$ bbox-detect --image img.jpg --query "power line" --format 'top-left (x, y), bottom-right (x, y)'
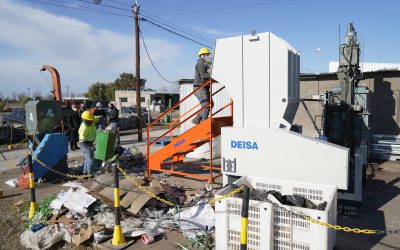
top-left (159, 0), bottom-right (296, 16)
top-left (140, 10), bottom-right (213, 43)
top-left (108, 0), bottom-right (131, 7)
top-left (27, 0), bottom-right (212, 48)
top-left (140, 13), bottom-right (213, 44)
top-left (373, 39), bottom-right (400, 61)
top-left (141, 27), bottom-right (193, 74)
top-left (139, 30), bottom-right (175, 84)
top-left (40, 71), bottom-right (53, 90)
top-left (26, 0), bottom-right (132, 18)
top-left (76, 0), bottom-right (131, 12)
top-left (141, 17), bottom-right (213, 48)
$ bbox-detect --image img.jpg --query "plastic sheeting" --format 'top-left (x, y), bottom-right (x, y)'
top-left (20, 224), bottom-right (72, 250)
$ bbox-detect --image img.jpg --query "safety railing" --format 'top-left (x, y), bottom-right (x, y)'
top-left (147, 78), bottom-right (233, 182)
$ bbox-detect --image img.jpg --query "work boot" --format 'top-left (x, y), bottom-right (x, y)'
top-left (192, 116), bottom-right (201, 125)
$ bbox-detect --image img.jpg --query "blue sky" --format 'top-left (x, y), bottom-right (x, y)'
top-left (0, 0), bottom-right (399, 97)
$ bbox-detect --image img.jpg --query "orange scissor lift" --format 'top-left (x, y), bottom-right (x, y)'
top-left (147, 79), bottom-right (233, 182)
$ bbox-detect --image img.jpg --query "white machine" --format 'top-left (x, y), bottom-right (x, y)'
top-left (212, 32), bottom-right (350, 188)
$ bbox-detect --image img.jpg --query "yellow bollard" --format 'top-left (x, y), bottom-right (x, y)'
top-left (28, 154), bottom-right (38, 218)
top-left (240, 186), bottom-right (250, 250)
top-left (111, 164), bottom-right (126, 246)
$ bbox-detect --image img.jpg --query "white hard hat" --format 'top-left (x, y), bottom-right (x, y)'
top-left (96, 102), bottom-right (102, 107)
top-left (109, 101), bottom-right (115, 106)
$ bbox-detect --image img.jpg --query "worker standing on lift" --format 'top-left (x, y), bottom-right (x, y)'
top-left (192, 47), bottom-right (213, 124)
top-left (78, 111), bottom-right (99, 176)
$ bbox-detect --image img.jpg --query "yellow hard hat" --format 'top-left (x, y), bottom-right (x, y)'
top-left (81, 111), bottom-right (94, 121)
top-left (198, 47), bottom-right (211, 56)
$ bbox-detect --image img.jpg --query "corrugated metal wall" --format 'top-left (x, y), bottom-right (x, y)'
top-left (329, 61), bottom-right (400, 72)
top-left (179, 83), bottom-right (230, 134)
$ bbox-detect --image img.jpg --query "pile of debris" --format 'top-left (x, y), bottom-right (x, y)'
top-left (118, 115), bottom-right (136, 130)
top-left (19, 172), bottom-right (217, 249)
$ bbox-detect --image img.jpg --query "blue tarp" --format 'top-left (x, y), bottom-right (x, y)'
top-left (32, 133), bottom-right (68, 180)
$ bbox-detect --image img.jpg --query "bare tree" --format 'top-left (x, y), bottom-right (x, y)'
top-left (32, 90), bottom-right (42, 99)
top-left (17, 92), bottom-right (27, 100)
top-left (10, 92), bottom-right (18, 100)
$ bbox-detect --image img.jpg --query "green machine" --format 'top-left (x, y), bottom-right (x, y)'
top-left (25, 100), bottom-right (62, 136)
top-left (95, 131), bottom-right (116, 161)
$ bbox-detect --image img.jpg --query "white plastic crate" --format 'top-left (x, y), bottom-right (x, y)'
top-left (215, 176), bottom-right (337, 250)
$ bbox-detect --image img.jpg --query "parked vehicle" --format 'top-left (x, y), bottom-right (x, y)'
top-left (1, 108), bottom-right (25, 126)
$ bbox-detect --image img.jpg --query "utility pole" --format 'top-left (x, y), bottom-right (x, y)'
top-left (66, 85), bottom-right (70, 98)
top-left (134, 2), bottom-right (143, 142)
top-left (27, 88), bottom-right (31, 98)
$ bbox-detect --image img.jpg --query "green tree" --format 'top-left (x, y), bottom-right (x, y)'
top-left (85, 73), bottom-right (146, 101)
top-left (19, 96), bottom-right (32, 106)
top-left (112, 73), bottom-right (146, 92)
top-left (85, 82), bottom-right (108, 100)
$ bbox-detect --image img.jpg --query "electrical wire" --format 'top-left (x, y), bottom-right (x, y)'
top-left (373, 39), bottom-right (400, 61)
top-left (141, 17), bottom-right (212, 48)
top-left (40, 71), bottom-right (54, 90)
top-left (159, 0), bottom-right (296, 16)
top-left (108, 0), bottom-right (131, 7)
top-left (25, 0), bottom-right (132, 18)
top-left (139, 30), bottom-right (175, 84)
top-left (141, 27), bottom-right (193, 74)
top-left (140, 12), bottom-right (213, 43)
top-left (27, 0), bottom-right (212, 49)
top-left (76, 0), bottom-right (131, 12)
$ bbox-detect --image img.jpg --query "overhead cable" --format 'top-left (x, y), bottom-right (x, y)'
top-left (76, 0), bottom-right (131, 12)
top-left (139, 30), bottom-right (175, 84)
top-left (26, 0), bottom-right (132, 17)
top-left (141, 17), bottom-right (213, 48)
top-left (140, 27), bottom-right (193, 74)
top-left (108, 0), bottom-right (131, 7)
top-left (159, 0), bottom-right (296, 16)
top-left (140, 11), bottom-right (213, 43)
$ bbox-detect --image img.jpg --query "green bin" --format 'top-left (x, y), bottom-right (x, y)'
top-left (95, 131), bottom-right (116, 161)
top-left (163, 114), bottom-right (171, 123)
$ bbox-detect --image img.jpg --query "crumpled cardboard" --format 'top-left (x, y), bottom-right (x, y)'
top-left (72, 225), bottom-right (105, 246)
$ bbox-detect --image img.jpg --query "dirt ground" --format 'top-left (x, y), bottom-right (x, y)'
top-left (1, 127), bottom-right (400, 249)
top-left (0, 167), bottom-right (212, 250)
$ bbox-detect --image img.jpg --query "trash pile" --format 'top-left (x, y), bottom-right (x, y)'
top-left (20, 172), bottom-right (217, 249)
top-left (114, 145), bottom-right (145, 174)
top-left (227, 184), bottom-right (328, 210)
top-left (118, 115), bottom-right (136, 130)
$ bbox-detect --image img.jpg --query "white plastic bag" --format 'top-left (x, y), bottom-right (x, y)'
top-left (186, 135), bottom-right (221, 159)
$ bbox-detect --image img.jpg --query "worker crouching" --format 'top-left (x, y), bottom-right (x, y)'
top-left (79, 111), bottom-right (99, 176)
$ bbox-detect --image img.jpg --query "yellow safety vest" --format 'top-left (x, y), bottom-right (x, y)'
top-left (78, 117), bottom-right (100, 142)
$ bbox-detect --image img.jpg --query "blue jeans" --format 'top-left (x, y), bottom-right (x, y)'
top-left (80, 142), bottom-right (94, 174)
top-left (194, 86), bottom-right (213, 120)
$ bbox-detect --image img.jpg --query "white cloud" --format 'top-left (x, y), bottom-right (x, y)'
top-left (0, 0), bottom-right (183, 96)
top-left (193, 26), bottom-right (237, 37)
